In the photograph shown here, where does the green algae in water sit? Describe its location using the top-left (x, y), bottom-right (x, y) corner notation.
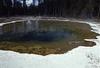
top-left (0, 20), bottom-right (97, 55)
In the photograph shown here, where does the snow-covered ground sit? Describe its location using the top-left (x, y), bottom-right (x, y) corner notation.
top-left (0, 19), bottom-right (100, 68)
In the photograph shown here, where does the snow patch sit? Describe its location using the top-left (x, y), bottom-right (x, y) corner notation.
top-left (0, 19), bottom-right (100, 68)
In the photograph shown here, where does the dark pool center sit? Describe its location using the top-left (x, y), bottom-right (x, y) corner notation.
top-left (0, 20), bottom-right (74, 42)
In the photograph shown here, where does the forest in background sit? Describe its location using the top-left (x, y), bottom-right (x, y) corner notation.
top-left (0, 0), bottom-right (100, 18)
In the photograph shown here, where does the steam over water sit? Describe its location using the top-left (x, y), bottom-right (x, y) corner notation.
top-left (0, 20), bottom-right (73, 42)
top-left (0, 19), bottom-right (100, 68)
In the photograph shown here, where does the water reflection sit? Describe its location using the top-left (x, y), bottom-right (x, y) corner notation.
top-left (0, 20), bottom-right (73, 42)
